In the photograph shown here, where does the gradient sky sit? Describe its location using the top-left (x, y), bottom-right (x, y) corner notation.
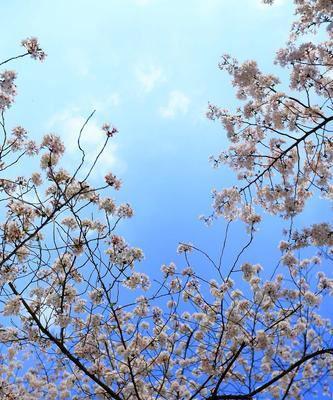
top-left (1, 0), bottom-right (330, 282)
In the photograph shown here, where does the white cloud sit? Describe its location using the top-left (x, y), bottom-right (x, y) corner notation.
top-left (135, 65), bottom-right (165, 93)
top-left (47, 109), bottom-right (122, 179)
top-left (159, 91), bottom-right (190, 119)
top-left (90, 92), bottom-right (121, 112)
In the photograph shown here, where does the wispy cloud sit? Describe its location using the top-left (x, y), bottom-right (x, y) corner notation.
top-left (90, 92), bottom-right (121, 112)
top-left (159, 91), bottom-right (190, 119)
top-left (135, 65), bottom-right (165, 93)
top-left (47, 109), bottom-right (122, 179)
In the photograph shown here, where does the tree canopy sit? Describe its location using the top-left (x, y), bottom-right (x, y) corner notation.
top-left (0, 1), bottom-right (332, 399)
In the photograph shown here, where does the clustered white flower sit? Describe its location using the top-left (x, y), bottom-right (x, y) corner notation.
top-left (0, 3), bottom-right (331, 398)
top-left (21, 37), bottom-right (46, 61)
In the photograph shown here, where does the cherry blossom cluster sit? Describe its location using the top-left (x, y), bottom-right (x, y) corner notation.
top-left (21, 37), bottom-right (46, 61)
top-left (0, 3), bottom-right (332, 399)
top-left (0, 69), bottom-right (16, 110)
top-left (206, 0), bottom-right (332, 235)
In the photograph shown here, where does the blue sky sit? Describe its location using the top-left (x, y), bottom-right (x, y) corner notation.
top-left (1, 0), bottom-right (329, 278)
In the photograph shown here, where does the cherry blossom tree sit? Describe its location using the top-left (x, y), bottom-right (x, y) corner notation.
top-left (0, 1), bottom-right (332, 399)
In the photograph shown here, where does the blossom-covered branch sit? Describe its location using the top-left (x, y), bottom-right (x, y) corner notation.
top-left (0, 1), bottom-right (332, 398)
